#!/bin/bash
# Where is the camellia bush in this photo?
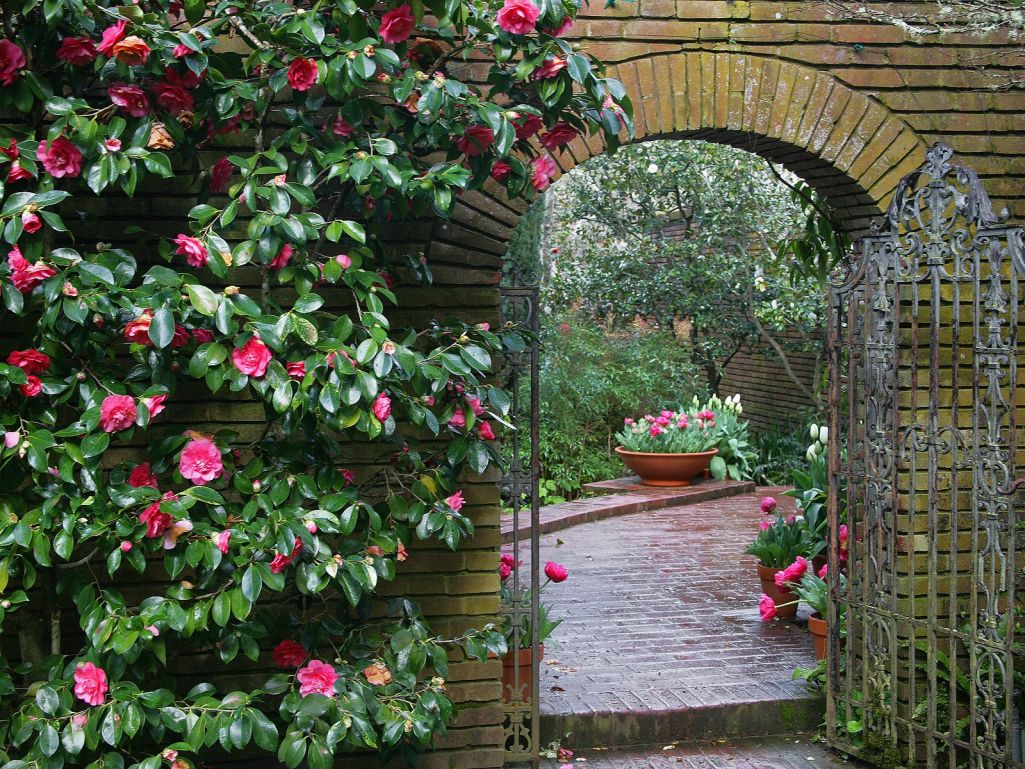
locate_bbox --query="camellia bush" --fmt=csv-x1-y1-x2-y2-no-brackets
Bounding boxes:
0,1,631,768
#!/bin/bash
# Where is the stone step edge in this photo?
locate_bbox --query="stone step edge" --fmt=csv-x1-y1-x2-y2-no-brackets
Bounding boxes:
501,480,756,544
539,693,825,749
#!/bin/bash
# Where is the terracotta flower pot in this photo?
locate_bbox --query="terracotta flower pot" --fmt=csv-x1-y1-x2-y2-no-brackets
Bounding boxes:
502,644,542,704
808,612,827,660
614,447,719,487
757,563,798,619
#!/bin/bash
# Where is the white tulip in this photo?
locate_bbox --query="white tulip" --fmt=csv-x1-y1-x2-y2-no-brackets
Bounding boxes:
809,423,820,441
818,425,828,444
806,445,818,462
736,405,742,414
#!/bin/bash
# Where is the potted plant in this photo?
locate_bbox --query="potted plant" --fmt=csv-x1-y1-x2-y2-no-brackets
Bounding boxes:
706,394,758,481
614,403,720,486
762,567,847,661
746,496,825,619
499,556,567,703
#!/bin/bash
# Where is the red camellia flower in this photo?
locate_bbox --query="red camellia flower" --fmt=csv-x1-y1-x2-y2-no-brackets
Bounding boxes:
215,530,231,554
104,138,122,152
173,234,208,268
73,662,108,707
759,594,777,621
533,56,567,80
192,328,214,344
269,244,293,270
7,349,50,375
0,40,26,87
544,561,568,582
530,154,557,192
273,640,308,668
21,211,41,233
140,492,176,538
57,37,98,65
491,161,512,181
286,361,306,380
232,335,272,377
209,157,232,193
7,246,56,293
108,84,150,117
128,462,159,488
100,394,138,433
179,438,223,486
123,311,153,345
36,136,83,178
269,538,303,574
296,660,338,697
20,375,42,397
331,114,353,137
112,35,151,66
449,407,466,429
152,80,194,115
379,4,415,43
372,392,392,421
96,20,127,57
539,121,577,151
496,0,540,34
455,125,495,157
477,420,496,440
513,114,543,139
287,57,318,91
7,161,31,182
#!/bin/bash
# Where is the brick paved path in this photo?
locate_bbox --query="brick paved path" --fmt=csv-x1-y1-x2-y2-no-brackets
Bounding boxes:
547,736,854,768
534,487,822,747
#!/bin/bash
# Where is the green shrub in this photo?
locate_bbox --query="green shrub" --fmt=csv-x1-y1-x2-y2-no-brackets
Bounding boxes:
538,313,702,497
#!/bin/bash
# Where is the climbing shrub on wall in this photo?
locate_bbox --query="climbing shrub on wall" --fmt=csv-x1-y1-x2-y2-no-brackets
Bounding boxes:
0,1,630,767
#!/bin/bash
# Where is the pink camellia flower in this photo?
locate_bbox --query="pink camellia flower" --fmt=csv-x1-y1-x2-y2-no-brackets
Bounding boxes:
759,594,777,621
446,490,464,511
108,84,150,117
140,494,174,538
534,56,567,81
21,210,41,233
215,529,231,554
513,114,543,139
530,154,557,192
467,396,485,416
477,421,496,440
179,438,223,486
112,35,151,66
296,659,338,697
332,115,353,137
456,125,495,157
62,282,78,297
173,234,208,268
540,122,577,152
100,394,138,433
162,519,193,549
372,393,392,422
123,311,153,345
128,462,159,488
490,161,512,181
0,40,26,87
7,349,50,375
96,20,127,57
760,496,777,514
104,138,122,152
142,394,168,418
335,253,352,269
172,43,193,58
273,639,308,668
73,661,108,706
304,519,318,534
209,157,232,194
7,160,31,182
232,335,272,377
146,625,160,636
57,37,98,65
379,4,415,43
449,408,466,429
36,136,83,178
286,361,306,380
4,431,19,449
20,375,42,397
270,244,293,270
544,561,568,583
496,0,540,34
544,16,573,36
287,57,318,91
269,539,303,574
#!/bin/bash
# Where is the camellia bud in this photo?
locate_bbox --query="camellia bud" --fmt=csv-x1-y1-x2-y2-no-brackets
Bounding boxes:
414,70,428,81
120,541,133,552
76,371,86,381
252,479,262,492
363,45,375,57
1,600,11,609
347,50,359,59
224,285,240,296
355,151,368,160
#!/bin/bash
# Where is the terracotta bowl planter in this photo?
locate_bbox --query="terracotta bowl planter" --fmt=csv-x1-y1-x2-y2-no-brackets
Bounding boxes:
502,644,543,704
757,563,798,619
614,447,718,487
808,612,827,660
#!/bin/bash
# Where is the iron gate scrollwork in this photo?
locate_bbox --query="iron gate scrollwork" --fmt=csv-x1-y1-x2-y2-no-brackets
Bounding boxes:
499,257,541,767
828,143,1025,768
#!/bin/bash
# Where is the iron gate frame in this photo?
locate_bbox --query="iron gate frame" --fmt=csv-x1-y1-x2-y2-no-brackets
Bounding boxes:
827,143,1024,768
499,260,541,767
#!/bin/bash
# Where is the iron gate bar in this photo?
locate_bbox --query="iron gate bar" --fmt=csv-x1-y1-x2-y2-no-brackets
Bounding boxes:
499,257,541,767
827,143,1024,768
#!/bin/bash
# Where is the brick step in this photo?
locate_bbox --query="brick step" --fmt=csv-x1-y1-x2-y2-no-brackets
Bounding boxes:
542,734,853,768
540,691,826,750
500,478,755,544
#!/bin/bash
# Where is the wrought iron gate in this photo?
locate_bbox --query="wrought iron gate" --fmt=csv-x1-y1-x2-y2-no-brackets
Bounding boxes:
499,258,541,767
827,143,1025,768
